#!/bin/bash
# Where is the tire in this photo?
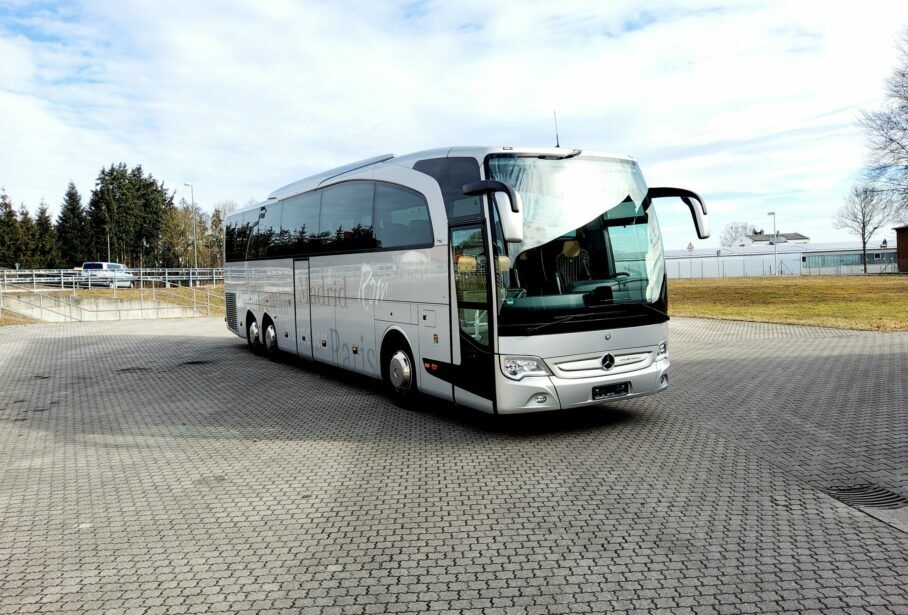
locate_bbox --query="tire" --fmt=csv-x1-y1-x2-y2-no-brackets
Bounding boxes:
246,317,262,354
382,336,418,407
262,318,280,359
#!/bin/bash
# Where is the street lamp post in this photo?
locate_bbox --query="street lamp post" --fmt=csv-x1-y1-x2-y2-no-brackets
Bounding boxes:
184,182,199,271
767,211,777,275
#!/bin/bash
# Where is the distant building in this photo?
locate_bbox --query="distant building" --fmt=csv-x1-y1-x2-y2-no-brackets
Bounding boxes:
666,239,897,278
733,229,810,247
896,225,908,273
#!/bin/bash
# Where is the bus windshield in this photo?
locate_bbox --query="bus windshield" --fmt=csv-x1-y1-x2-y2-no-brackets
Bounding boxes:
487,155,666,334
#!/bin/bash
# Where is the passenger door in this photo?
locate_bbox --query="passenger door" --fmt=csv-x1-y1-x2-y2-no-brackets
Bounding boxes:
294,259,313,360
450,224,496,408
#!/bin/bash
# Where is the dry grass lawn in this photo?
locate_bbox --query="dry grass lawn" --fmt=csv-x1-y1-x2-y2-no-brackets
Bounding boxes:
0,310,40,327
668,276,908,331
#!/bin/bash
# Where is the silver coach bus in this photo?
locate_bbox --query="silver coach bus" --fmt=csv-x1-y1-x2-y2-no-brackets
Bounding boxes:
224,146,709,414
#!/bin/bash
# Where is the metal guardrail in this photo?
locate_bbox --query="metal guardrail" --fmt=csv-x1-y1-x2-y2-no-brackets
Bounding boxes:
0,268,225,322
0,268,223,289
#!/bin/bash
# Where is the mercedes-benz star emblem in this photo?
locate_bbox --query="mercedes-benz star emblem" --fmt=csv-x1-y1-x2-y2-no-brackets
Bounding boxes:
601,353,615,370
604,332,611,340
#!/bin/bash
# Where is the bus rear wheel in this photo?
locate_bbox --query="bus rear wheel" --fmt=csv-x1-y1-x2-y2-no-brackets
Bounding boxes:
382,338,417,407
246,317,262,354
262,318,280,359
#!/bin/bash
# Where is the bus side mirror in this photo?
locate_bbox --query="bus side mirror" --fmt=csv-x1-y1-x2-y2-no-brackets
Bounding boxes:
463,180,524,243
493,192,524,243
646,187,710,239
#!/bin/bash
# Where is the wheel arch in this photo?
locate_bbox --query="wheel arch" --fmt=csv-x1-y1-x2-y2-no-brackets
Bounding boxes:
261,311,274,328
245,309,260,339
379,325,418,381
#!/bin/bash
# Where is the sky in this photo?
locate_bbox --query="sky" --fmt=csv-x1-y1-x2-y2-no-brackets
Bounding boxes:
1,0,907,250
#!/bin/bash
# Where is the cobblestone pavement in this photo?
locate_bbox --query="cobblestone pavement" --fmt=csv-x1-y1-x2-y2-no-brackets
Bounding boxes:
0,317,906,614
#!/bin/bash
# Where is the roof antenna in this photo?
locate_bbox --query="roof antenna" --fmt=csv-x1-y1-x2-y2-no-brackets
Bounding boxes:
553,111,561,148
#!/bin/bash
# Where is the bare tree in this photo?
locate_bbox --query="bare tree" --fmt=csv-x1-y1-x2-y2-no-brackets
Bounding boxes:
719,221,756,247
861,28,908,217
835,183,895,271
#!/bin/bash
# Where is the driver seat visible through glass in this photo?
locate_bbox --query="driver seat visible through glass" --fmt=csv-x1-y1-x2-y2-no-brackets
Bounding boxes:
555,240,591,292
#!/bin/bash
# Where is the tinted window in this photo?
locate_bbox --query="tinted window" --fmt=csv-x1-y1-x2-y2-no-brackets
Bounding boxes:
249,204,281,258
225,210,258,261
277,191,321,256
319,182,376,252
82,262,102,270
373,183,432,249
225,215,239,260
413,157,482,219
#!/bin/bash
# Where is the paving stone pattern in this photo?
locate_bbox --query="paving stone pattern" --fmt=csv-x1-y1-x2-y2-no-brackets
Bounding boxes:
0,317,906,614
666,318,908,499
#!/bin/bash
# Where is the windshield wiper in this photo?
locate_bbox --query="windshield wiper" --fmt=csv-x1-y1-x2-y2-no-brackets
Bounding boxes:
525,311,608,334
523,303,668,334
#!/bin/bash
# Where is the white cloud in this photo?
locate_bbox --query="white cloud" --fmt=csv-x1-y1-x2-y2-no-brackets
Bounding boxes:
1,0,907,248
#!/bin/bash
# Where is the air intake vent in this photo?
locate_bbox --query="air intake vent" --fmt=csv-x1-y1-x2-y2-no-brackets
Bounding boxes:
827,485,908,510
225,292,237,331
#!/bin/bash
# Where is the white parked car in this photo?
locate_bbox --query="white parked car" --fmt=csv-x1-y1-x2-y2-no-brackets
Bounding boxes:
79,262,136,288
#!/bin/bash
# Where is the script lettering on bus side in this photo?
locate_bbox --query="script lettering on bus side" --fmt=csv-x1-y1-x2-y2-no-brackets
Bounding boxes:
359,264,388,311
311,277,348,308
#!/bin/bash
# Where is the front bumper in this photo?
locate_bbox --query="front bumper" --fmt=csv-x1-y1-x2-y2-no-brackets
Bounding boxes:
495,357,670,414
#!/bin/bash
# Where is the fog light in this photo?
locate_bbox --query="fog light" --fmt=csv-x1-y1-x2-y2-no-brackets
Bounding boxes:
660,374,669,386
535,394,547,404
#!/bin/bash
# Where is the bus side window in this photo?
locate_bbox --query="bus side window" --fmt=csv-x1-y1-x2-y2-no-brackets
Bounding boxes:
226,210,257,262
319,182,377,253
279,191,321,256
373,183,432,249
249,203,282,259
225,214,239,261
413,157,482,220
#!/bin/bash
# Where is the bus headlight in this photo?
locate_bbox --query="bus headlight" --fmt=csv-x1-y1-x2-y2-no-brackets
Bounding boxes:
500,356,552,380
656,341,668,360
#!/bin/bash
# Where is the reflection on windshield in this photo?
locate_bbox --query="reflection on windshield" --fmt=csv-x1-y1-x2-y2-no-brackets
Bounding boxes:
489,155,649,263
487,155,666,333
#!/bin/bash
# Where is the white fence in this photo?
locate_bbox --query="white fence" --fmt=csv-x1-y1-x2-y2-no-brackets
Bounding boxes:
0,267,223,289
0,268,224,323
667,255,901,279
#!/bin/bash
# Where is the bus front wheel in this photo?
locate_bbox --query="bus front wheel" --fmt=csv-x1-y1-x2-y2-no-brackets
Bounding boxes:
382,337,417,406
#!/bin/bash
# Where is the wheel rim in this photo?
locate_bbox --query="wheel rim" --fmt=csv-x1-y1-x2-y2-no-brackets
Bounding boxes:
248,321,260,346
388,350,412,392
264,324,277,352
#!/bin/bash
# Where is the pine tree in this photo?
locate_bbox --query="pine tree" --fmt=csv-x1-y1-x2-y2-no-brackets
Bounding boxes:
0,190,20,268
87,164,128,262
133,171,169,267
56,182,87,267
16,205,38,269
208,207,225,267
34,202,60,268
160,198,193,267
87,164,173,265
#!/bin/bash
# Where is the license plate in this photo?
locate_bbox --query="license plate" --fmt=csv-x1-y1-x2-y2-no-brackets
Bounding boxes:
592,382,630,400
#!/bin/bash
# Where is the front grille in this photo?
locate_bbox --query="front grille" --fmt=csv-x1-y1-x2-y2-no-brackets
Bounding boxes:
225,292,237,331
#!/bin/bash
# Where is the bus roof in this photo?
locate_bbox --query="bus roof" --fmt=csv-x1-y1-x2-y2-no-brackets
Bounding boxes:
244,147,635,211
